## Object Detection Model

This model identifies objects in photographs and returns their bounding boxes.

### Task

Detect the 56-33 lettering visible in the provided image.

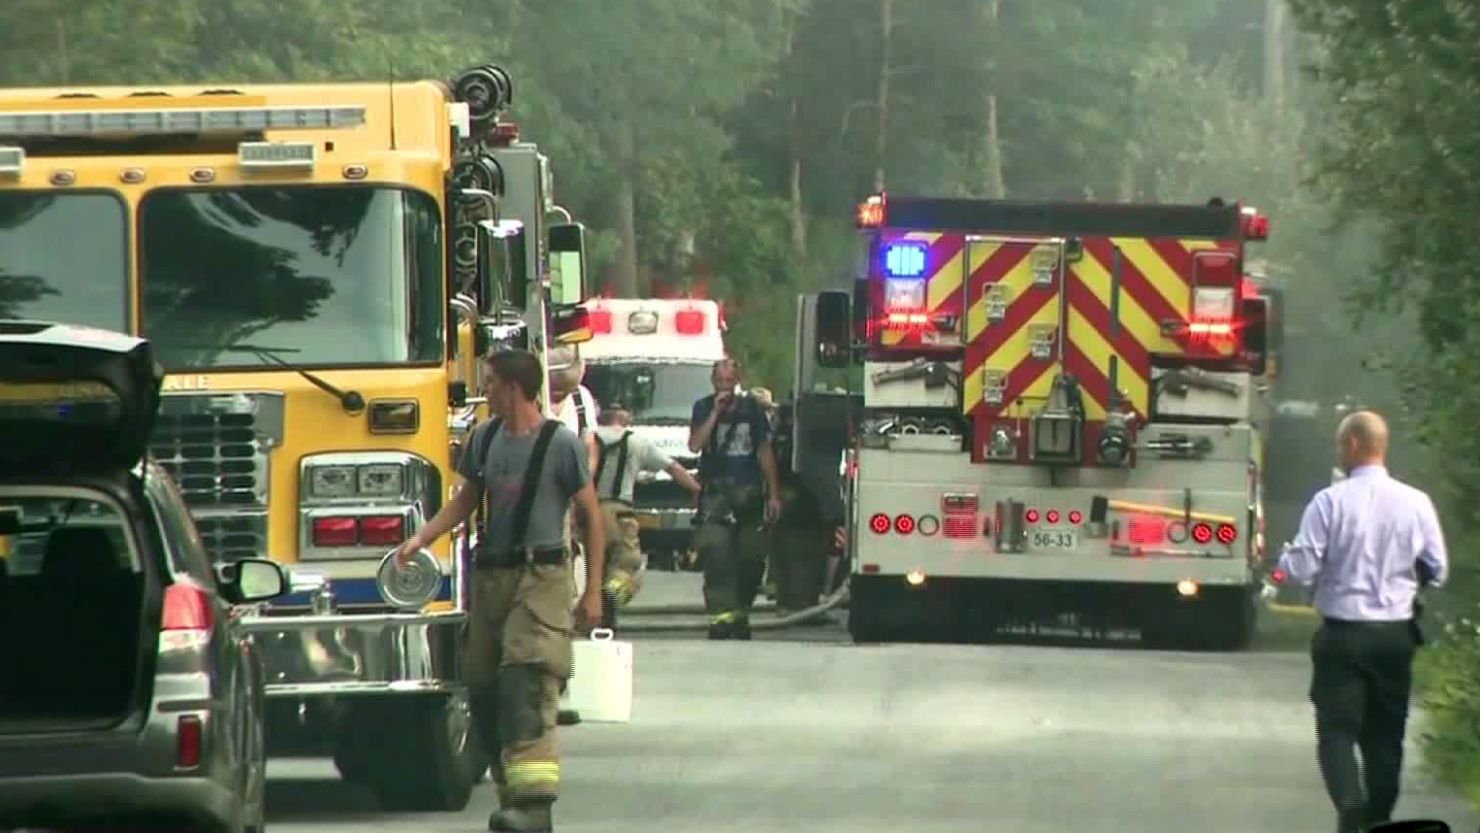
[1030,530,1077,549]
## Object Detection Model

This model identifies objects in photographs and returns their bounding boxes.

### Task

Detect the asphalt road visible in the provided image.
[263,601,1479,833]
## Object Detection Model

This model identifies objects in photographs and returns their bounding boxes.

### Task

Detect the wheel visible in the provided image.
[847,577,897,643]
[356,694,485,812]
[1198,586,1257,652]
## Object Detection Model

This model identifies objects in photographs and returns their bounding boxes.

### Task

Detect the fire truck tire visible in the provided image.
[353,695,483,812]
[1199,586,1257,652]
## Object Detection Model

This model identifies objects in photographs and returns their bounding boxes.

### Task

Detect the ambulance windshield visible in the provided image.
[585,362,711,424]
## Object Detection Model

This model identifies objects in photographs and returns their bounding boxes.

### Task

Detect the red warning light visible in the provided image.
[869,513,891,534]
[1045,509,1061,525]
[1025,509,1040,524]
[1216,523,1238,545]
[1270,568,1287,584]
[894,514,916,535]
[1191,522,1214,544]
[1068,510,1083,525]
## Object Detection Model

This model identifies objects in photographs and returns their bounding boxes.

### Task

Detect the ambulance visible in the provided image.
[579,299,726,558]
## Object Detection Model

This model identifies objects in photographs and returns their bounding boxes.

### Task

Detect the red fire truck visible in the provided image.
[802,193,1276,650]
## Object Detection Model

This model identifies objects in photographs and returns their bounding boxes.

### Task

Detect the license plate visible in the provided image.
[1031,529,1077,549]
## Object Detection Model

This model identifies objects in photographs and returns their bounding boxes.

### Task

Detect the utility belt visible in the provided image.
[695,479,765,528]
[474,545,569,570]
[599,497,637,518]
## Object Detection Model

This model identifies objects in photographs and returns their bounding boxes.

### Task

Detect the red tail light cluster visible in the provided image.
[1216,523,1238,545]
[869,513,891,534]
[162,580,213,632]
[1191,522,1214,544]
[312,515,406,547]
[893,514,916,534]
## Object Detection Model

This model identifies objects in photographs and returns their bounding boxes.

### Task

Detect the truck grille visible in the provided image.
[148,392,286,559]
[194,513,269,563]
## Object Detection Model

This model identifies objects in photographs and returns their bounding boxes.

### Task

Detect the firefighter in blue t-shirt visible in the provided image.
[687,358,783,640]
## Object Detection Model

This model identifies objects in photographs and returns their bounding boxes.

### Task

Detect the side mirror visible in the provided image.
[814,290,852,369]
[449,380,469,408]
[551,304,594,345]
[549,222,587,307]
[479,219,526,313]
[1240,295,1269,377]
[219,558,287,604]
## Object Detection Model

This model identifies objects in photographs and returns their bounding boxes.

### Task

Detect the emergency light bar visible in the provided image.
[856,194,886,228]
[0,146,20,177]
[0,105,366,138]
[884,241,927,278]
[1240,206,1269,240]
[239,141,315,170]
[628,311,659,335]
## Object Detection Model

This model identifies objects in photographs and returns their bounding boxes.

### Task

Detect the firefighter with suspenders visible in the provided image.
[397,349,604,832]
[591,401,702,628]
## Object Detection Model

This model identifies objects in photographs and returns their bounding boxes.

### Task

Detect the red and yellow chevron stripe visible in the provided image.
[962,235,1235,422]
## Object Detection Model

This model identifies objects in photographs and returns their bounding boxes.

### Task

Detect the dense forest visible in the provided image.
[6,0,1480,802]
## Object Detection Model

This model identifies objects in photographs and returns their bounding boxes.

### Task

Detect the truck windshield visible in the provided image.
[585,362,712,424]
[0,192,128,331]
[138,186,443,370]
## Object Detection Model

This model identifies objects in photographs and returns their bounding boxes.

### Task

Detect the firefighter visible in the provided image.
[592,401,702,628]
[686,358,783,640]
[396,349,604,833]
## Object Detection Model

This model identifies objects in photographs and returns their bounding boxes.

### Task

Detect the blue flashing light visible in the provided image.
[883,242,927,278]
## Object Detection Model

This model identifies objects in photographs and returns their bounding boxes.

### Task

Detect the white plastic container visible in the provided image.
[568,628,633,723]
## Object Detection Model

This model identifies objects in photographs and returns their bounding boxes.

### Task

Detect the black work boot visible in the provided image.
[489,798,554,832]
[733,620,752,641]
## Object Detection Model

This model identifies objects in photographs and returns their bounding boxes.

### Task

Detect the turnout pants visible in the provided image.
[1309,619,1417,832]
[695,482,768,628]
[599,500,644,624]
[462,561,574,803]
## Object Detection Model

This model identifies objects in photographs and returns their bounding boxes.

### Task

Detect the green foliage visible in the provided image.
[1414,612,1480,808]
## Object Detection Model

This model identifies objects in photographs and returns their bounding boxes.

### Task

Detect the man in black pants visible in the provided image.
[1277,410,1448,833]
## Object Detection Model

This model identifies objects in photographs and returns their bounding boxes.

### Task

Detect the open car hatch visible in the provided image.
[0,321,164,472]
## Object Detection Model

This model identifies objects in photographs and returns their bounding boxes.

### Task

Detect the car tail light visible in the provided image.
[674,309,706,334]
[1191,522,1214,544]
[1068,510,1083,524]
[1025,508,1040,524]
[1216,523,1238,544]
[1045,509,1061,525]
[162,580,213,631]
[868,513,891,534]
[312,517,358,547]
[177,715,202,768]
[359,515,405,546]
[894,514,916,535]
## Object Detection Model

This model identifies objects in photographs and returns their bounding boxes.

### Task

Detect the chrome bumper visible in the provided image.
[243,610,467,698]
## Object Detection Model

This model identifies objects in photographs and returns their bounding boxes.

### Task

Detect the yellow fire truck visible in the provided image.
[800,193,1277,650]
[0,63,591,810]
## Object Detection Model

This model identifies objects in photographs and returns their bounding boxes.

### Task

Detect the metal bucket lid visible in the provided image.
[376,548,443,610]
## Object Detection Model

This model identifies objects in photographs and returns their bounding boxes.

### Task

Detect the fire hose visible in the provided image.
[610,575,851,632]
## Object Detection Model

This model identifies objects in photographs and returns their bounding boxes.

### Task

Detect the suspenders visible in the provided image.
[594,430,632,501]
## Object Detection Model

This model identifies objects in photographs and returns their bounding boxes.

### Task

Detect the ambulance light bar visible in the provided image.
[0,146,21,177]
[0,105,366,138]
[239,141,315,170]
